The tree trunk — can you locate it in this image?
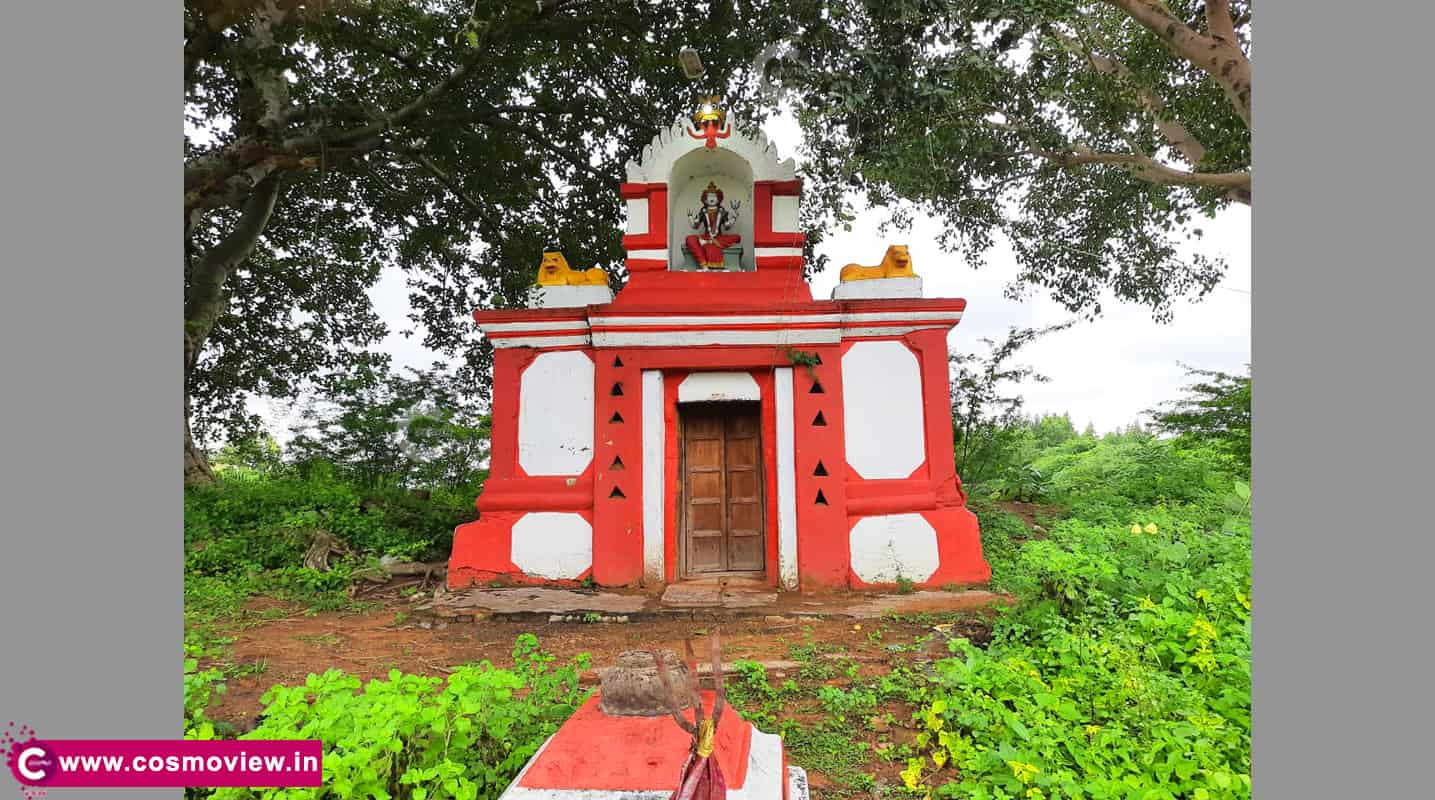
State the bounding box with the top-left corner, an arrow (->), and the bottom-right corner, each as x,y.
184,396 -> 214,485
183,175 -> 283,485
1105,0 -> 1251,127
184,320 -> 215,485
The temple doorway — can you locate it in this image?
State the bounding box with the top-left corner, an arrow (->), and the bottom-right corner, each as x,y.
677,402 -> 766,578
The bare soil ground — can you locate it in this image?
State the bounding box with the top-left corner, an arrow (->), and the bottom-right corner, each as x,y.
200,594 -> 997,795
994,499 -> 1064,537
208,596 -> 991,727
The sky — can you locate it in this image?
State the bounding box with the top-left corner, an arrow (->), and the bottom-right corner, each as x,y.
254,109 -> 1250,438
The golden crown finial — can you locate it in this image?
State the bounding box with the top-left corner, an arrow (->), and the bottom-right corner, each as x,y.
692,96 -> 725,126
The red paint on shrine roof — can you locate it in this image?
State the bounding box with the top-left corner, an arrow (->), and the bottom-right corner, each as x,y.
517,692 -> 753,791
619,181 -> 667,197
472,306 -> 588,324
469,293 -> 970,328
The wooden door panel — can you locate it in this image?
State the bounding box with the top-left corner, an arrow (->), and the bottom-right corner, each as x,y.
689,502 -> 723,532
688,439 -> 723,471
727,502 -> 762,531
687,411 -> 724,434
728,412 -> 760,436
727,533 -> 765,572
725,437 -> 758,467
690,471 -> 723,499
726,470 -> 759,501
680,402 -> 766,577
686,540 -> 723,572
723,408 -> 765,572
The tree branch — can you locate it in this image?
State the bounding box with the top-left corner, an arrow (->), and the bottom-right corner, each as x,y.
1054,30 -> 1207,166
185,175 -> 283,358
1102,0 -> 1251,127
183,0 -> 593,219
403,149 -> 504,233
1205,0 -> 1238,43
459,112 -> 607,183
1036,146 -> 1250,200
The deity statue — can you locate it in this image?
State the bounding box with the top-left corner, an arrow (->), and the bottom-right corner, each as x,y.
684,182 -> 742,270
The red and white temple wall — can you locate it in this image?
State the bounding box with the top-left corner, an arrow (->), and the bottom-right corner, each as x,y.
447,108 -> 989,594
449,306 -> 990,592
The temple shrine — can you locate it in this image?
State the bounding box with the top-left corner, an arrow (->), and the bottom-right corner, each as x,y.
448,101 -> 990,593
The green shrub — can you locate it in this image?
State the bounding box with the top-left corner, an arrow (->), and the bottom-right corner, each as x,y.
988,464 -> 1051,503
207,635 -> 590,800
184,467 -> 481,614
184,657 -> 226,741
968,497 -> 1032,590
186,468 -> 477,569
1035,438 -> 1240,528
904,471 -> 1251,799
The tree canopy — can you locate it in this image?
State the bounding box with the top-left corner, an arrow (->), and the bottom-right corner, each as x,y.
183,0 -> 834,482
1148,362 -> 1251,465
769,0 -> 1251,319
183,0 -> 1254,484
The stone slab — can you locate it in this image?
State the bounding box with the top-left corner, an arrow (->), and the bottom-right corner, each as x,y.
423,587 -> 650,615
420,585 -> 1006,619
660,582 -> 779,609
830,276 -> 923,300
526,284 -> 614,309
833,590 -> 1008,619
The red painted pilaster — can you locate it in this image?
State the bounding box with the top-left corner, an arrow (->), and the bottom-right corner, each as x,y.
485,347 -> 532,482
591,350 -> 644,586
662,372 -> 686,582
754,369 -> 782,587
905,328 -> 967,506
621,182 -> 669,274
791,346 -> 849,589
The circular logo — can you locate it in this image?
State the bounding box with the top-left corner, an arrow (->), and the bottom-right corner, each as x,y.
11,741 -> 57,786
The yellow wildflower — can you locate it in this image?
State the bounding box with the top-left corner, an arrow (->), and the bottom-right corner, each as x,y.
1143,522 -> 1159,534
1084,724 -> 1102,736
900,758 -> 925,792
1138,596 -> 1157,610
1027,789 -> 1046,800
1130,523 -> 1143,535
1188,618 -> 1218,641
1007,761 -> 1040,784
1195,588 -> 1213,604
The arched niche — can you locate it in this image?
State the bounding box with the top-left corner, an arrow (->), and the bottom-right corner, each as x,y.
667,147 -> 755,271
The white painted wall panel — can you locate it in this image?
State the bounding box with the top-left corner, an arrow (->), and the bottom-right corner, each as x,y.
841,341 -> 926,479
518,351 -> 595,475
641,370 -> 665,583
830,276 -> 923,300
511,513 -> 593,580
848,514 -> 940,584
625,198 -> 649,235
677,371 -> 761,403
774,368 -> 798,590
770,194 -> 800,233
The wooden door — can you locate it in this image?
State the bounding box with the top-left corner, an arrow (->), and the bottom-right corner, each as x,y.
679,402 -> 766,576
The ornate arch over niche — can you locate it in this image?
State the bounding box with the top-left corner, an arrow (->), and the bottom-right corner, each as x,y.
624,117 -> 798,186
620,114 -> 804,277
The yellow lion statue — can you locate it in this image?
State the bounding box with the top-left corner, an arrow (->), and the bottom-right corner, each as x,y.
839,245 -> 917,282
536,251 -> 609,287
